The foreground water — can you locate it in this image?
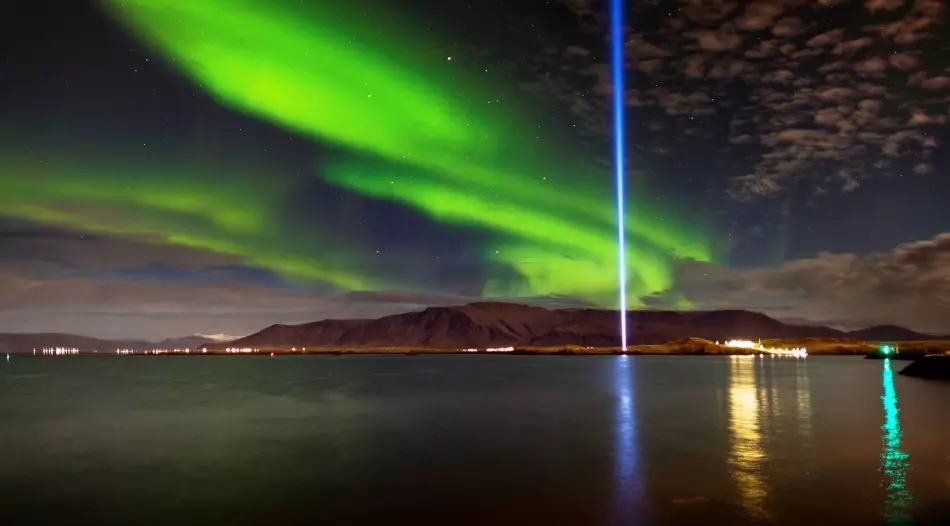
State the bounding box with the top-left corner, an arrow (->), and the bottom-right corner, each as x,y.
1,356 -> 948,525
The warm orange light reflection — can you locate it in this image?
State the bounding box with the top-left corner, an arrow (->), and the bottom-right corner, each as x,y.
728,356 -> 768,519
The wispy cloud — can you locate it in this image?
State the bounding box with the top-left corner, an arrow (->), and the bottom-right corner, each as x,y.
652,231 -> 950,334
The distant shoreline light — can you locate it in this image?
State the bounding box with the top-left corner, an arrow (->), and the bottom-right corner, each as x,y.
40,347 -> 80,356
460,347 -> 515,353
720,339 -> 808,358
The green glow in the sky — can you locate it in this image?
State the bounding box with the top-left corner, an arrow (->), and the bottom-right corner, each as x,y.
321,159 -> 706,305
99,0 -> 505,175
0,155 -> 374,290
94,0 -> 714,305
880,359 -> 914,524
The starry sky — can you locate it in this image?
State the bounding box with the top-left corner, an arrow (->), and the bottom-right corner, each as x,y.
2,0 -> 949,339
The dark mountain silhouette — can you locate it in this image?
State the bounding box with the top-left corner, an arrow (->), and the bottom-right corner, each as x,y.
2,303 -> 937,352
207,302 -> 937,350
846,325 -> 940,342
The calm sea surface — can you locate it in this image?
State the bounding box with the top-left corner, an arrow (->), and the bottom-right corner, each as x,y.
1,355 -> 948,525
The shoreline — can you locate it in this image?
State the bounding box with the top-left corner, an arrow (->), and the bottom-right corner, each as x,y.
0,345 -> 878,357
9,338 -> 950,357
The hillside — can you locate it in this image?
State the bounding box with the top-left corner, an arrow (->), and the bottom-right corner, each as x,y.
3,303 -> 938,353
209,302 -> 936,351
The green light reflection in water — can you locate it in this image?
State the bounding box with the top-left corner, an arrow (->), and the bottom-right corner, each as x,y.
880,358 -> 914,524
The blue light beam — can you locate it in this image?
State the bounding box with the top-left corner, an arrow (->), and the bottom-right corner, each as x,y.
611,0 -> 628,351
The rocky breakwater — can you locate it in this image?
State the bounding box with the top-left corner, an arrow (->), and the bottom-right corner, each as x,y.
899,355 -> 950,380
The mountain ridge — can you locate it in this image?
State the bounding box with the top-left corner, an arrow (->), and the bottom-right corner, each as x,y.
2,302 -> 942,352
206,301 -> 941,350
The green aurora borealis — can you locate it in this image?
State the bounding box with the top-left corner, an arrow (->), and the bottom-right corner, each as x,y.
0,0 -> 714,307
0,155 -> 374,290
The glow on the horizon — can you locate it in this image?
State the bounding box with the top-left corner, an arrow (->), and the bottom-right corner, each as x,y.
611,0 -> 628,351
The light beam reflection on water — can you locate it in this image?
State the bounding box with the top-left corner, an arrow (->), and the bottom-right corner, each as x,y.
794,358 -> 813,445
613,355 -> 642,524
794,358 -> 817,477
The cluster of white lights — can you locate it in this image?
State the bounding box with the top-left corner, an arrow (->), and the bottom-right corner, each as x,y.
40,347 -> 80,356
117,348 -> 204,355
721,339 -> 808,358
113,348 -> 233,355
460,346 -> 515,353
225,347 -> 257,354
144,348 -> 193,355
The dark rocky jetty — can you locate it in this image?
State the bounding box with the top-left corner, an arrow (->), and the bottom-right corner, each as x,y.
899,355 -> 950,380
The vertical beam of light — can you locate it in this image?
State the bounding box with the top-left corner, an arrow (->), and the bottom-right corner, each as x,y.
880,359 -> 914,524
610,0 -> 628,351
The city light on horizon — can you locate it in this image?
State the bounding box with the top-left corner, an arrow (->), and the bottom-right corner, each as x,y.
40,347 -> 80,356
460,347 -> 515,353
722,340 -> 808,358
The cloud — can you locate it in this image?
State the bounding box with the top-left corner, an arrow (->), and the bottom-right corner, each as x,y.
866,0 -> 905,11
0,219 -> 242,275
0,221 -> 471,338
12,227 -> 950,337
772,17 -> 805,37
0,270 -> 481,340
653,232 -> 950,334
735,2 -> 785,32
0,269 -> 601,340
550,0 -> 949,200
0,225 -> 601,339
689,28 -> 743,51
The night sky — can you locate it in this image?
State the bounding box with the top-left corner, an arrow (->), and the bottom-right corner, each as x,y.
2,0 -> 950,339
